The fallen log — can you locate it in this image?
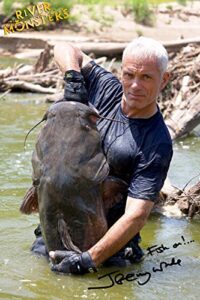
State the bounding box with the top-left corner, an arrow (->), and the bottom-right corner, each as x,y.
50,38 -> 200,58
164,181 -> 200,218
157,43 -> 200,139
33,43 -> 52,73
166,92 -> 200,139
1,80 -> 57,94
0,67 -> 13,79
155,176 -> 200,218
2,35 -> 200,59
3,72 -> 63,82
44,92 -> 64,102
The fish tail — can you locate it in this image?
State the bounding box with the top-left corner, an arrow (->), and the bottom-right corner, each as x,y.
58,217 -> 81,253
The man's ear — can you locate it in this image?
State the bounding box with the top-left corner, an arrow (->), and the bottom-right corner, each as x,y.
160,72 -> 170,91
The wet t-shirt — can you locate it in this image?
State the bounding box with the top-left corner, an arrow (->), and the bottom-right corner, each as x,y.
81,61 -> 173,202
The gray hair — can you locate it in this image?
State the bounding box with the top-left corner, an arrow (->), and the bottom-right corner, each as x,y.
122,37 -> 168,74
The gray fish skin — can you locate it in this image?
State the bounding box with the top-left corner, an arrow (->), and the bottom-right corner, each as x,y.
32,101 -> 109,253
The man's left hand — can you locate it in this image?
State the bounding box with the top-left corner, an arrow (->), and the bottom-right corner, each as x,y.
49,250 -> 97,275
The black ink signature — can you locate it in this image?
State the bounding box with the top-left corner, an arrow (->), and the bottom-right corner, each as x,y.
146,235 -> 195,256
88,257 -> 181,290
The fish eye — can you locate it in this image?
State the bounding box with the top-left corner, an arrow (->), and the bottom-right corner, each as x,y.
88,114 -> 98,124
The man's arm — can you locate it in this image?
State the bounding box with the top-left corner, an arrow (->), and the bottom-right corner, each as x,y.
54,43 -> 92,74
88,196 -> 154,266
54,42 -> 122,110
53,43 -> 93,104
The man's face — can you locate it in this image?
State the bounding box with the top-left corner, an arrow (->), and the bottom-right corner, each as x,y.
121,55 -> 169,117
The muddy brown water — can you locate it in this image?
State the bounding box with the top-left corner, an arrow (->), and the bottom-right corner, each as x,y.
0,94 -> 200,300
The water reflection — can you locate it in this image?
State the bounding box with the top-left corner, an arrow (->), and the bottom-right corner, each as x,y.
169,135 -> 200,188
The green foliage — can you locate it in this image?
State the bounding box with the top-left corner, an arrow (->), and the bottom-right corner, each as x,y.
2,0 -> 72,15
2,0 -> 191,16
88,5 -> 114,27
75,0 -> 116,4
3,0 -> 15,15
47,0 -> 73,12
176,0 -> 187,5
2,0 -> 192,30
166,5 -> 173,10
3,0 -> 35,15
76,0 -> 102,4
130,0 -> 155,26
136,29 -> 143,36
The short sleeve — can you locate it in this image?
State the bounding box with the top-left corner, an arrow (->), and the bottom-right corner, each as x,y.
128,143 -> 173,202
81,61 -> 122,114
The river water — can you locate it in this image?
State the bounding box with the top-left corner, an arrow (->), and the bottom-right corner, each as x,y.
0,94 -> 200,300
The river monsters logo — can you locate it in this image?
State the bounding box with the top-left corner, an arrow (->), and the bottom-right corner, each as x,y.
3,2 -> 69,35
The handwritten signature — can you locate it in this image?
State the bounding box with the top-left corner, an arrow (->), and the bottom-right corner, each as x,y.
88,236 -> 195,290
146,235 -> 195,256
88,257 -> 181,289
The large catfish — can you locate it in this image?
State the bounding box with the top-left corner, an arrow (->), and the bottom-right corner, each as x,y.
20,101 -> 127,253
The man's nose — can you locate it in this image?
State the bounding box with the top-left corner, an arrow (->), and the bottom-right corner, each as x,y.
130,77 -> 141,88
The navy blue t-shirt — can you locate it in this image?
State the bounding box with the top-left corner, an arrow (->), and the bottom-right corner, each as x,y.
82,61 -> 173,202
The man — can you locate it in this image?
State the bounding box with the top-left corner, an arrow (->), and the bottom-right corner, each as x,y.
48,37 -> 173,274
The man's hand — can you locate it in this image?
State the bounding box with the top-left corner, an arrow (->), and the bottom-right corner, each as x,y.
49,250 -> 97,275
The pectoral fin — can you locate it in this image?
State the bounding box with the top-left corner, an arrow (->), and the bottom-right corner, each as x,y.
20,186 -> 39,214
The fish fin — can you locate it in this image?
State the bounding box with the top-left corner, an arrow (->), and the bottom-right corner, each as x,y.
20,186 -> 39,214
58,218 -> 81,253
102,176 -> 128,215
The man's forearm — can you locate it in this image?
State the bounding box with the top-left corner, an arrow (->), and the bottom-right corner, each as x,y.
54,43 -> 92,74
54,43 -> 81,73
88,213 -> 144,266
88,197 -> 154,267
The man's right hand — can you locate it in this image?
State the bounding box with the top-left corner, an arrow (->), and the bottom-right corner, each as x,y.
50,250 -> 97,275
